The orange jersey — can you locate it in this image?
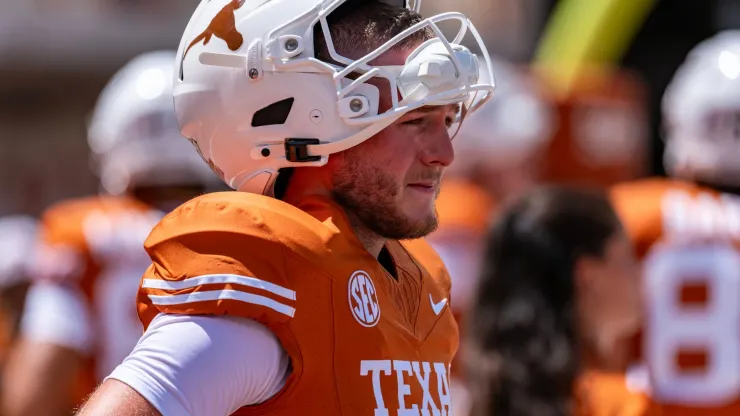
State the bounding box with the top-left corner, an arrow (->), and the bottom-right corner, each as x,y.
611,178 -> 740,415
35,195 -> 162,406
137,192 -> 458,415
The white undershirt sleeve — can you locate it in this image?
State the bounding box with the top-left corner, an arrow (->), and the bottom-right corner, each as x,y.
106,313 -> 290,416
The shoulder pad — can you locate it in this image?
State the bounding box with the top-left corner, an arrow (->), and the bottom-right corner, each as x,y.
140,192 -> 332,328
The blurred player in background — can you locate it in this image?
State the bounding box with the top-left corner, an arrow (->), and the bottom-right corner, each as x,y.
610,30 -> 740,415
465,186 -> 647,416
1,50 -> 220,416
429,55 -> 554,415
0,216 -> 37,373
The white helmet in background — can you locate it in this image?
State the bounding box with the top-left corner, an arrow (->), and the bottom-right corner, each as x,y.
174,0 -> 495,194
0,215 -> 37,288
448,56 -> 554,176
663,31 -> 740,187
88,50 -> 218,195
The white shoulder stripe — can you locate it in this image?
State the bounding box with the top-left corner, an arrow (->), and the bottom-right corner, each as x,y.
148,290 -> 295,318
142,274 -> 295,300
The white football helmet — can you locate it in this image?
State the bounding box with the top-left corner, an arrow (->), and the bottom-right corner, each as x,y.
663,31 -> 740,186
450,56 -> 553,173
88,50 -> 218,195
174,0 -> 495,194
0,215 -> 38,288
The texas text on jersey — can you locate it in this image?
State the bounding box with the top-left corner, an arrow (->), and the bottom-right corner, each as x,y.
32,195 -> 162,406
137,191 -> 457,415
612,178 -> 740,415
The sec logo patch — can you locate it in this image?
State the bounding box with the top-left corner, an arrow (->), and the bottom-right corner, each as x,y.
348,270 -> 380,327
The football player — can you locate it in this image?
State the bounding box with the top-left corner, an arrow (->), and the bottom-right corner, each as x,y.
465,186 -> 648,416
1,51 -> 220,416
610,31 -> 740,414
77,0 -> 494,415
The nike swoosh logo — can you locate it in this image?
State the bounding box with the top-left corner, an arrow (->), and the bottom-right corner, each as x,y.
429,294 -> 448,316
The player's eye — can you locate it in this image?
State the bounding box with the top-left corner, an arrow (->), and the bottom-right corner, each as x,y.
402,117 -> 425,126
445,115 -> 455,128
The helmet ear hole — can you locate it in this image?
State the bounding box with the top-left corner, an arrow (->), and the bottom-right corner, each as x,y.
252,98 -> 295,127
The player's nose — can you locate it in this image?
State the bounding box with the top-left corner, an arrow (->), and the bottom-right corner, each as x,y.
420,123 -> 455,167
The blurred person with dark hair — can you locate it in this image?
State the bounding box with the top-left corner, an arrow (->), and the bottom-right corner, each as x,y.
610,30 -> 740,415
465,186 -> 648,416
1,51 -> 221,416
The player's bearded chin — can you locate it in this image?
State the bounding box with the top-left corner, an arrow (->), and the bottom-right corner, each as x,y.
332,163 -> 440,240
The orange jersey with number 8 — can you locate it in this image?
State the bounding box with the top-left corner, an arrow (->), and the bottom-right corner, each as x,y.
611,178 -> 740,415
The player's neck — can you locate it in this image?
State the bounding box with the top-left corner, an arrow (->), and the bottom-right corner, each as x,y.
282,172 -> 386,258
345,215 -> 385,258
281,170 -> 332,203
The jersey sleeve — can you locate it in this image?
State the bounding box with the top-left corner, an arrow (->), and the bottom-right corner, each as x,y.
137,194 -> 296,329
107,313 -> 289,416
